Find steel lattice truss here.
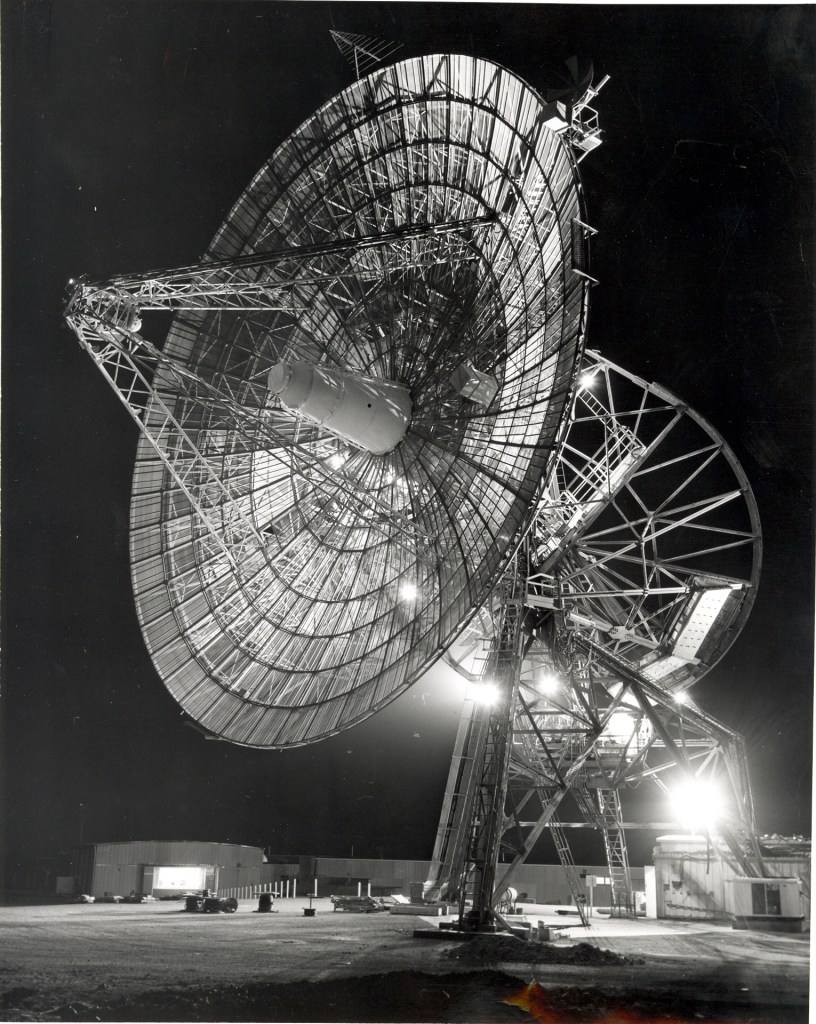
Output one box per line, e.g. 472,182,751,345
65,54,596,748
428,352,764,921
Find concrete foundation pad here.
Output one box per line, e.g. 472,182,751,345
512,903,728,938
389,904,448,916
412,927,473,940
734,915,805,933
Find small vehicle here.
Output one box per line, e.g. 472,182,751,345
184,893,238,913
97,894,123,903
72,893,95,904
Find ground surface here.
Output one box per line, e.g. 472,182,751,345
0,898,809,1022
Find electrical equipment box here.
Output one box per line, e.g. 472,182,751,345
730,877,804,932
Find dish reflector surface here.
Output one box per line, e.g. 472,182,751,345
130,54,590,746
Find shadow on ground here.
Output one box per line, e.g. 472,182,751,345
1,970,807,1023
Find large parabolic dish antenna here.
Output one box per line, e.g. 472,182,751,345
65,42,767,929
66,55,597,747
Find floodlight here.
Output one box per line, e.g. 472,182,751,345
670,778,725,832
471,682,500,706
538,673,560,695
605,710,637,743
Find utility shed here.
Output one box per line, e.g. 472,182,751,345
653,835,810,925
75,841,263,898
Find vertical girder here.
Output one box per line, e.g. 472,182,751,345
423,697,489,903
466,569,527,930
425,564,529,929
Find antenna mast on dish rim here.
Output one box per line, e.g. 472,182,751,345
330,29,403,78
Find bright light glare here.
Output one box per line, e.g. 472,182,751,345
578,370,598,389
673,690,690,705
670,778,725,832
471,682,500,706
326,452,347,471
538,673,559,695
605,710,636,742
399,582,418,602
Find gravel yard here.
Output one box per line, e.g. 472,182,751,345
0,899,808,1021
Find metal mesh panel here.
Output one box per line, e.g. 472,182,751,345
130,54,590,747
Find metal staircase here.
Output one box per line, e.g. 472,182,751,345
550,814,589,925
597,788,635,916
532,385,644,568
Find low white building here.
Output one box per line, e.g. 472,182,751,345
653,835,809,928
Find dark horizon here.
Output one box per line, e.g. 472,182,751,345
3,2,813,877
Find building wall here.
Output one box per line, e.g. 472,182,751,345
300,857,644,903
260,863,300,885
316,857,432,894
654,838,729,920
85,841,263,897
496,863,646,907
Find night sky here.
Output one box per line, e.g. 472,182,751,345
3,2,813,876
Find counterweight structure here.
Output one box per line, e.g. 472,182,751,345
427,353,763,926
64,48,763,932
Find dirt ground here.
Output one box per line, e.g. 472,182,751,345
0,898,809,1022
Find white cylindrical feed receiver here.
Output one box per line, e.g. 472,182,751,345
268,360,411,455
